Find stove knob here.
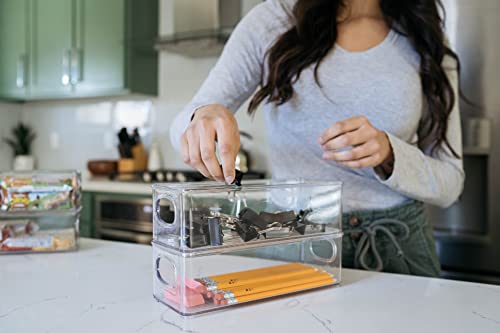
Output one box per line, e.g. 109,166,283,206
176,172,187,182
142,172,152,183
156,171,165,182
166,172,174,182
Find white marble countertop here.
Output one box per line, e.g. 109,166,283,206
82,179,152,195
1,238,499,333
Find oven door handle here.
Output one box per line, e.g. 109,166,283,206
98,228,152,244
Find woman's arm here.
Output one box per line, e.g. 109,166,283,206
376,58,464,208
319,55,464,208
375,55,464,207
169,1,290,182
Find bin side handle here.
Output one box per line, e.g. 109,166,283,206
155,255,177,287
154,194,179,233
308,238,338,264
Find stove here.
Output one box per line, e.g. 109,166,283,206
108,169,266,183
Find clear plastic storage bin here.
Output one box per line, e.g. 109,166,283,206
152,180,342,315
0,171,81,253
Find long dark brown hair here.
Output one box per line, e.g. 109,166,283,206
248,0,460,157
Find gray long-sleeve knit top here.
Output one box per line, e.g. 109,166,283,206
170,0,464,212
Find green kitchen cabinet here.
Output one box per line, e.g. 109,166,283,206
80,191,95,238
0,0,29,100
29,0,73,98
0,0,158,101
72,0,125,96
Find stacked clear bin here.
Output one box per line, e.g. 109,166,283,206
0,171,81,253
152,180,342,315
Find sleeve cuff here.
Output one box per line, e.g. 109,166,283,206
373,132,410,190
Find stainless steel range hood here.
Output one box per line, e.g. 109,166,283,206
156,0,261,57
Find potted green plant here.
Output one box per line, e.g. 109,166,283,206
2,122,36,171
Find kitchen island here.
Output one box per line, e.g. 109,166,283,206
1,238,499,333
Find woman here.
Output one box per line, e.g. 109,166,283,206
170,0,464,277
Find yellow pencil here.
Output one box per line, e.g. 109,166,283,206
224,278,335,304
198,263,317,291
218,270,333,299
207,262,308,281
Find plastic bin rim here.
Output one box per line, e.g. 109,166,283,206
0,206,82,218
152,230,344,257
151,180,343,193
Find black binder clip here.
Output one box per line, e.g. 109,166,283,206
231,169,244,187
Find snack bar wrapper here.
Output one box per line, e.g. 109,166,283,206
0,173,80,212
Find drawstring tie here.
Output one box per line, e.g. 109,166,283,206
344,218,410,272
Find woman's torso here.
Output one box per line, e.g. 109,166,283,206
260,0,423,212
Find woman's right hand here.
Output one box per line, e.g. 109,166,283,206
180,104,240,183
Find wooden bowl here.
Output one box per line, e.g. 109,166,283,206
87,160,118,176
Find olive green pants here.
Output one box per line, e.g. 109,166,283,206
342,200,441,277
234,201,440,278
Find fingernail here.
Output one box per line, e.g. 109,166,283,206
322,153,328,159
225,176,234,184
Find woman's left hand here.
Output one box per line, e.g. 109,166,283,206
318,116,394,169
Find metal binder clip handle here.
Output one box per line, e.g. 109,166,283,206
233,169,244,186
258,222,283,235
218,165,244,186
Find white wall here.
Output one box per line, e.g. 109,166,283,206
0,103,22,171
19,97,128,170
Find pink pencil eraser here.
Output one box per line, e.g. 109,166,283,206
194,285,208,294
176,278,208,294
164,287,205,308
181,278,204,290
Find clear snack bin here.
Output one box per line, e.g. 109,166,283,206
152,180,342,316
0,171,81,253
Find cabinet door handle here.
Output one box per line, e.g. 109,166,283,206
70,48,82,85
61,49,71,86
16,54,27,88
